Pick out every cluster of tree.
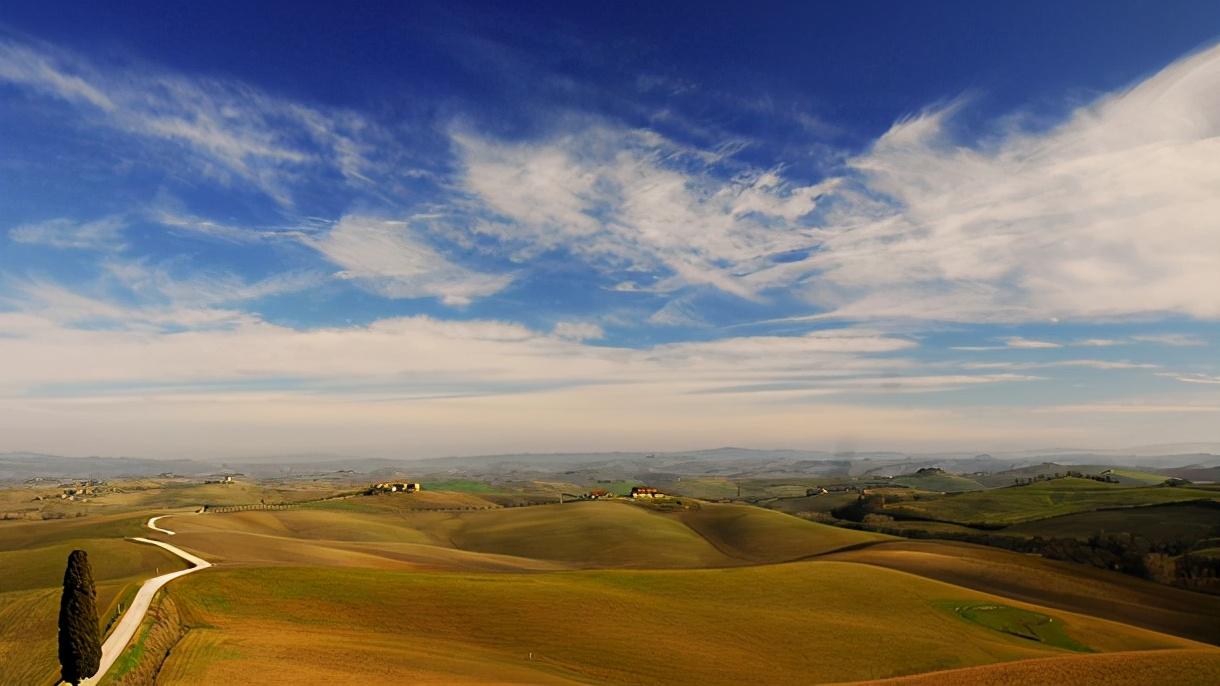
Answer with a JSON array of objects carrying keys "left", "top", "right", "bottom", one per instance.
[
  {"left": 1012, "top": 470, "right": 1118, "bottom": 485},
  {"left": 830, "top": 493, "right": 888, "bottom": 522}
]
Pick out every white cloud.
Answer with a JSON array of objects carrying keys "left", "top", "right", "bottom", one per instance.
[
  {"left": 9, "top": 216, "right": 125, "bottom": 250},
  {"left": 794, "top": 43, "right": 1220, "bottom": 322},
  {"left": 0, "top": 302, "right": 1078, "bottom": 457},
  {"left": 1004, "top": 337, "right": 1061, "bottom": 349},
  {"left": 0, "top": 299, "right": 925, "bottom": 400},
  {"left": 303, "top": 215, "right": 513, "bottom": 305},
  {"left": 1131, "top": 333, "right": 1207, "bottom": 347},
  {"left": 1076, "top": 338, "right": 1122, "bottom": 347},
  {"left": 1037, "top": 403, "right": 1220, "bottom": 414},
  {"left": 455, "top": 125, "right": 829, "bottom": 300},
  {"left": 101, "top": 259, "right": 322, "bottom": 308},
  {"left": 961, "top": 360, "right": 1158, "bottom": 371},
  {"left": 1162, "top": 373, "right": 1220, "bottom": 385},
  {"left": 1, "top": 278, "right": 254, "bottom": 331}
]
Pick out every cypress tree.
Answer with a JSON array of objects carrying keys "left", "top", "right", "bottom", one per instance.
[{"left": 58, "top": 549, "right": 102, "bottom": 685}]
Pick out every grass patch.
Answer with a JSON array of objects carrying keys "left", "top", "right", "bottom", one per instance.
[
  {"left": 104, "top": 614, "right": 156, "bottom": 681},
  {"left": 940, "top": 601, "right": 1092, "bottom": 652}
]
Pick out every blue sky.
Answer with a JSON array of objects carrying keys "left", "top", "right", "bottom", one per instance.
[{"left": 1, "top": 1, "right": 1219, "bottom": 458}]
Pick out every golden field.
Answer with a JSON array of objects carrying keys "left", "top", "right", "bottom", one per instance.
[{"left": 3, "top": 482, "right": 1218, "bottom": 685}]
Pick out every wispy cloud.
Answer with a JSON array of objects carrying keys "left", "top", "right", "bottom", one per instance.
[
  {"left": 951, "top": 333, "right": 1210, "bottom": 352},
  {"left": 961, "top": 360, "right": 1158, "bottom": 371},
  {"left": 1160, "top": 372, "right": 1220, "bottom": 385},
  {"left": 303, "top": 215, "right": 513, "bottom": 305},
  {"left": 0, "top": 36, "right": 394, "bottom": 207},
  {"left": 792, "top": 44, "right": 1220, "bottom": 323},
  {"left": 1131, "top": 333, "right": 1207, "bottom": 347},
  {"left": 455, "top": 125, "right": 830, "bottom": 300},
  {"left": 1003, "top": 337, "right": 1061, "bottom": 349},
  {"left": 8, "top": 216, "right": 126, "bottom": 250}
]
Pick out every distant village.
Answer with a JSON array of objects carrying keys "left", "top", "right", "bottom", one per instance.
[
  {"left": 362, "top": 481, "right": 668, "bottom": 502},
  {"left": 26, "top": 473, "right": 243, "bottom": 503}
]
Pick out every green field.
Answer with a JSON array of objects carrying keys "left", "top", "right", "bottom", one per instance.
[
  {"left": 943, "top": 601, "right": 1092, "bottom": 652},
  {"left": 1104, "top": 468, "right": 1177, "bottom": 485},
  {"left": 884, "top": 478, "right": 1218, "bottom": 526},
  {"left": 1005, "top": 501, "right": 1220, "bottom": 541}
]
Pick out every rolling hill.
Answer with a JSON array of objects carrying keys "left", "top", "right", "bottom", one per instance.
[{"left": 153, "top": 561, "right": 1210, "bottom": 685}]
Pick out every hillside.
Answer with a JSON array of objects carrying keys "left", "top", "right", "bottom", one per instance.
[
  {"left": 1005, "top": 501, "right": 1220, "bottom": 541},
  {"left": 153, "top": 561, "right": 1208, "bottom": 685},
  {"left": 823, "top": 539, "right": 1220, "bottom": 645},
  {"left": 162, "top": 499, "right": 885, "bottom": 570},
  {"left": 883, "top": 478, "right": 1218, "bottom": 526},
  {"left": 8, "top": 484, "right": 1220, "bottom": 685}
]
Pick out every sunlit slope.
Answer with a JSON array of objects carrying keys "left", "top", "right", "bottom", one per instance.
[
  {"left": 1, "top": 537, "right": 188, "bottom": 593},
  {"left": 673, "top": 501, "right": 890, "bottom": 562},
  {"left": 884, "top": 478, "right": 1217, "bottom": 525},
  {"left": 444, "top": 502, "right": 731, "bottom": 567},
  {"left": 161, "top": 508, "right": 564, "bottom": 571},
  {"left": 0, "top": 511, "right": 155, "bottom": 551},
  {"left": 163, "top": 499, "right": 886, "bottom": 569},
  {"left": 823, "top": 539, "right": 1220, "bottom": 645},
  {"left": 157, "top": 561, "right": 1205, "bottom": 686},
  {"left": 838, "top": 648, "right": 1220, "bottom": 686}
]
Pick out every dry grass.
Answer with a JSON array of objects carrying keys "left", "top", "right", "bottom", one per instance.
[
  {"left": 836, "top": 648, "right": 1220, "bottom": 685},
  {"left": 672, "top": 501, "right": 891, "bottom": 562},
  {"left": 823, "top": 539, "right": 1220, "bottom": 645},
  {"left": 161, "top": 500, "right": 886, "bottom": 571},
  {"left": 8, "top": 486, "right": 1218, "bottom": 685},
  {"left": 158, "top": 560, "right": 1203, "bottom": 685}
]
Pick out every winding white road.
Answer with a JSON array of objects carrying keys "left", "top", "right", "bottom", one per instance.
[{"left": 78, "top": 515, "right": 211, "bottom": 686}]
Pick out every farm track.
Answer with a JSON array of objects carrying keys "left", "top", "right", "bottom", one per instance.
[{"left": 78, "top": 515, "right": 210, "bottom": 686}]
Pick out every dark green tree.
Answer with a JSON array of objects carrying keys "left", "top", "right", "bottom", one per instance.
[{"left": 58, "top": 549, "right": 102, "bottom": 685}]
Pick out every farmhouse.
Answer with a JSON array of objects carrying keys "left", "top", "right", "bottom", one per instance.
[
  {"left": 370, "top": 482, "right": 422, "bottom": 494},
  {"left": 630, "top": 486, "right": 662, "bottom": 499},
  {"left": 586, "top": 488, "right": 611, "bottom": 499}
]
